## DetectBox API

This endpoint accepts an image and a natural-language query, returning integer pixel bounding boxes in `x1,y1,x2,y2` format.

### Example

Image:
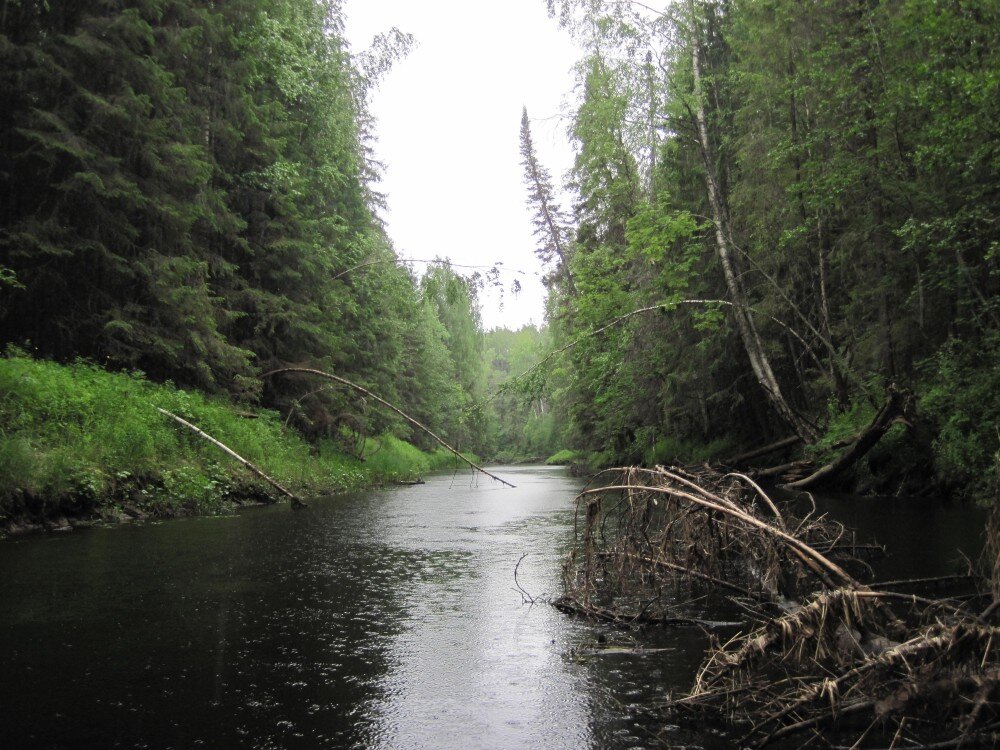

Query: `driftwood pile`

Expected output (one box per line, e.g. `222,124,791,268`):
558,466,999,748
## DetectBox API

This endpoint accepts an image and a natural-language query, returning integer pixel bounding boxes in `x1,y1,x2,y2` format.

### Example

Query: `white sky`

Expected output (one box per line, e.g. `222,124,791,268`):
343,0,582,331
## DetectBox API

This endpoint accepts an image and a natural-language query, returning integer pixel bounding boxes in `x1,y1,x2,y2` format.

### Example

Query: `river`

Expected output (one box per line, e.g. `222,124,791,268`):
0,465,986,749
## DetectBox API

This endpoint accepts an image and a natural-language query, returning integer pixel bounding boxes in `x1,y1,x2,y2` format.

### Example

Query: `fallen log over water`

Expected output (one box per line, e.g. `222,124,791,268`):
785,386,912,490
557,464,998,748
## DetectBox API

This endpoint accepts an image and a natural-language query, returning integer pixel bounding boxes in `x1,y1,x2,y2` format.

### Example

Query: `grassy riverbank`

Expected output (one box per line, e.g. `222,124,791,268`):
0,352,474,532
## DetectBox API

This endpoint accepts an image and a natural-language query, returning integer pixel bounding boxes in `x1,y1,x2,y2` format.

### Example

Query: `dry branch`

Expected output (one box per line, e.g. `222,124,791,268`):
746,459,813,480
156,407,305,508
556,463,998,748
264,367,515,488
559,466,862,625
725,436,802,466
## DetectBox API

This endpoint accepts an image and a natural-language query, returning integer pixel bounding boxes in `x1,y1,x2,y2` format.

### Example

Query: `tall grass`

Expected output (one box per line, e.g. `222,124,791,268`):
0,351,469,519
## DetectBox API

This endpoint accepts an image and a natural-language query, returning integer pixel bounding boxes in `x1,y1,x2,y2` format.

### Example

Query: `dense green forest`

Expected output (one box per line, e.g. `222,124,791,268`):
0,0,494,514
1,0,998,512
2,5,998,748
513,0,999,498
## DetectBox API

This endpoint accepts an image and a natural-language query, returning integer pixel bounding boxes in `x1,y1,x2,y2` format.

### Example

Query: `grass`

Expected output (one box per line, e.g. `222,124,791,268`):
360,434,477,479
0,351,476,523
642,434,738,467
545,449,588,465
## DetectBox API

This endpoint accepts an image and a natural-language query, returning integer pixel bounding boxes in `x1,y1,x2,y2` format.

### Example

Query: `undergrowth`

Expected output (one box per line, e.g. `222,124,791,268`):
545,448,588,465
642,434,737,466
0,351,475,523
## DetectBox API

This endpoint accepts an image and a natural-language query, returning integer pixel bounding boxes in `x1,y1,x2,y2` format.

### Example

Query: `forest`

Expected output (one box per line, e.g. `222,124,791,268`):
0,0,997,509
0,0,502,515
510,0,999,501
1,2,999,748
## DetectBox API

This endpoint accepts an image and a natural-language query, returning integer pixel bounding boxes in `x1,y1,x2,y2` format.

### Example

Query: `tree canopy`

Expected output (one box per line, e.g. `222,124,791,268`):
0,0,488,454
524,0,998,496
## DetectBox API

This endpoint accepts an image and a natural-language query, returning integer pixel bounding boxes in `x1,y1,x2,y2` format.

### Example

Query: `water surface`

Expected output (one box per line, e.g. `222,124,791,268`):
1,467,986,749
0,466,709,749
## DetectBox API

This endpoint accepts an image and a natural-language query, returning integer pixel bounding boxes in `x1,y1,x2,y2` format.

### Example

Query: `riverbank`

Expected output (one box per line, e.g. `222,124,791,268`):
0,353,475,536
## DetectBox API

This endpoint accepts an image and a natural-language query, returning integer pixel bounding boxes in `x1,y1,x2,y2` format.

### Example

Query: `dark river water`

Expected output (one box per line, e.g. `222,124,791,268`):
0,465,987,749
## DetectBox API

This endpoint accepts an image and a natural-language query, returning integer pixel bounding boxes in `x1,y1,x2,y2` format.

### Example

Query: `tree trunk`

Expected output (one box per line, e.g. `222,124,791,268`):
689,20,818,443
784,387,909,490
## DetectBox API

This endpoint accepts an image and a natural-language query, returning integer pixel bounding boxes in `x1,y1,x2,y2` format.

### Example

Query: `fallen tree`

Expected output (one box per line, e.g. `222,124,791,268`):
264,367,516,488
157,407,306,508
557,464,998,748
785,386,913,491
724,435,802,467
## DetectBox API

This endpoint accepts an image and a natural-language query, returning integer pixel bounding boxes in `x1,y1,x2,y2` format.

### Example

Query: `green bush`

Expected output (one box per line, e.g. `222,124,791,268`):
545,449,586,465
919,335,1000,500
362,434,431,480
808,396,879,463
642,434,737,466
0,351,461,518
426,447,479,472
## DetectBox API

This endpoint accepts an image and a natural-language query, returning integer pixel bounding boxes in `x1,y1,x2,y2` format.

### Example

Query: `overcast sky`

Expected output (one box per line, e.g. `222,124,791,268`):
343,0,581,331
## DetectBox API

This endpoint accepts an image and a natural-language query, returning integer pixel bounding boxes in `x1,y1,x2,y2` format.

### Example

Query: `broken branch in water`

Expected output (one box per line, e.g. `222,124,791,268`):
156,407,306,508
514,552,535,605
555,463,999,748
264,367,515,488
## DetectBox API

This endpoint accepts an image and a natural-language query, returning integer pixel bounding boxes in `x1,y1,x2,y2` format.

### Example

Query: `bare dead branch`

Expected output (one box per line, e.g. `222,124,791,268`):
264,367,515,488
156,407,306,508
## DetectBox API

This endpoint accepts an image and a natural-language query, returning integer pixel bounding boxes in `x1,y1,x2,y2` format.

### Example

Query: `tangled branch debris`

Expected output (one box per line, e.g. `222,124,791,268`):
558,465,998,748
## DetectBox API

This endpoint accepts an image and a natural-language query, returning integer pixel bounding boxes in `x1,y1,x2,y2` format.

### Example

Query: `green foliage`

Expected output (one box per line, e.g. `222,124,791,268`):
643,434,738,467
808,398,878,462
522,0,1000,499
361,435,476,479
483,325,565,460
362,434,432,480
919,335,1000,499
1,0,996,501
414,264,492,455
544,449,587,465
0,353,458,518
0,1,494,471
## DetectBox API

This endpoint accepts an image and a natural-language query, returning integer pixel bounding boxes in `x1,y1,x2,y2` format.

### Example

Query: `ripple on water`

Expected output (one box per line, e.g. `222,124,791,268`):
0,467,808,749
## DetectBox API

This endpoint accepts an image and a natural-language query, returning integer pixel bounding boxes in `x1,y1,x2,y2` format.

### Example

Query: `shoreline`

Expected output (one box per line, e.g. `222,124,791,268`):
0,355,476,539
